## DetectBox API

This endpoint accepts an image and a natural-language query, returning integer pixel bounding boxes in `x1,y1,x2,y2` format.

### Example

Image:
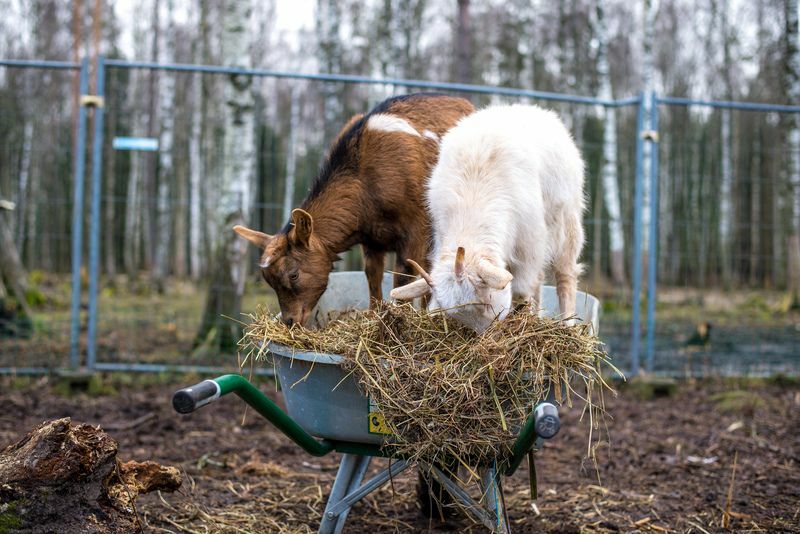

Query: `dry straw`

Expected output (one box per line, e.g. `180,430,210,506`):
241,302,616,468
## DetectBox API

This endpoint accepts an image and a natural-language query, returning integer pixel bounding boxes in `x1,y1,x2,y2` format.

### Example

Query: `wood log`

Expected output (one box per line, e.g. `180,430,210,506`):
0,418,180,533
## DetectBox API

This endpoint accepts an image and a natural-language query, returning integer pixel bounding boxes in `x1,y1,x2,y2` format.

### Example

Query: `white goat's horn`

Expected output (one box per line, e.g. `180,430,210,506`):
454,247,465,279
406,259,434,286
477,259,513,290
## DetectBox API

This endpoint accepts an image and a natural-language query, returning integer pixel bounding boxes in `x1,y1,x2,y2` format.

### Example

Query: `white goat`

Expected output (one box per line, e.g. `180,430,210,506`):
390,104,585,332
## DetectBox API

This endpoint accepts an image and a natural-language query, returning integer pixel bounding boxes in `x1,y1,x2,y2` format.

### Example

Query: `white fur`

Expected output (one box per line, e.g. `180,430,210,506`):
422,129,439,142
424,104,585,332
366,114,421,136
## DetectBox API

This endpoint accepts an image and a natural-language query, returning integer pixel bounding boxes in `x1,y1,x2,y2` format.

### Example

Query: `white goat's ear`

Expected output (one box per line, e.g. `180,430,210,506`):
477,260,513,290
390,278,432,301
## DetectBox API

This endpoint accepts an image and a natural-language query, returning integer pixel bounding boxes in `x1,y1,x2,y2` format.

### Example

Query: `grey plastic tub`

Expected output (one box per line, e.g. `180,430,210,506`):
271,271,600,445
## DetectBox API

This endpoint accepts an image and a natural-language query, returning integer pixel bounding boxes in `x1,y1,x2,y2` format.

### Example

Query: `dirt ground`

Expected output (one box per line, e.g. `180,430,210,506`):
1,375,798,533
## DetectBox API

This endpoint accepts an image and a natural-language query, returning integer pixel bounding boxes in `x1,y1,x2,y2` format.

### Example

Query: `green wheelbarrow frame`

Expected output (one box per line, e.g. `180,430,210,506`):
172,272,599,533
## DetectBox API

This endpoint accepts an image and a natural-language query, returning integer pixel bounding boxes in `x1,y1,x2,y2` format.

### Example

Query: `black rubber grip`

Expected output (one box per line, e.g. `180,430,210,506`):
172,380,219,414
534,402,560,439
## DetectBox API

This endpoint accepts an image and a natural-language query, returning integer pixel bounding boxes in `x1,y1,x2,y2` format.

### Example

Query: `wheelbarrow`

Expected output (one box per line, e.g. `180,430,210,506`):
173,272,600,533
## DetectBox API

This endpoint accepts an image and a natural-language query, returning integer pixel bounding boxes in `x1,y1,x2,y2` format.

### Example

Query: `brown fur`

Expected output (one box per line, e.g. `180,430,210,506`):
236,94,475,325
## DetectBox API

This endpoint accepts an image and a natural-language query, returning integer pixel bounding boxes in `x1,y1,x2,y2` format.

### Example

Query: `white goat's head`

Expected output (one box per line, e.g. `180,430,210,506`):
390,247,513,333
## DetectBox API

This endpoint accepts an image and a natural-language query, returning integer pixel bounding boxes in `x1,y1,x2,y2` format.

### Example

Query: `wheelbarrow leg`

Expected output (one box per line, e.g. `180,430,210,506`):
479,463,510,534
319,454,371,534
319,456,414,534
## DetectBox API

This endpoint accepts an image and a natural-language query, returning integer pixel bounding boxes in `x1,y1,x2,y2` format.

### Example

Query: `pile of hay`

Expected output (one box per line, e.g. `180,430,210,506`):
241,303,615,467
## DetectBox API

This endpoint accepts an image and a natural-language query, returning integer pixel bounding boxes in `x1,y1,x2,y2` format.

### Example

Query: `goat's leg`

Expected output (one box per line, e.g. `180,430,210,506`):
362,246,386,307
553,213,584,325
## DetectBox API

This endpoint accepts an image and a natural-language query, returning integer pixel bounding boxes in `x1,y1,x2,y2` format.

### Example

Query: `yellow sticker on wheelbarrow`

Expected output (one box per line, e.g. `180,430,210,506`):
368,397,392,435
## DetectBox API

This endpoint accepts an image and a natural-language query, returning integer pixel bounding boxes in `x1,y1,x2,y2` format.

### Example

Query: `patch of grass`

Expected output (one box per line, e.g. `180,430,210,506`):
711,390,765,415
0,501,23,533
623,376,678,400
767,373,800,389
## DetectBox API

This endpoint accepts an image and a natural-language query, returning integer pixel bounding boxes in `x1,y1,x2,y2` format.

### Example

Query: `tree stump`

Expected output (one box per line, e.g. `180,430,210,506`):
0,418,181,533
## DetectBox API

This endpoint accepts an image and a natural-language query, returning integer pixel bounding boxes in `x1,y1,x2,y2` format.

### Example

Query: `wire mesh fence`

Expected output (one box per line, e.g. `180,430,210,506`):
1,57,798,377
649,101,800,377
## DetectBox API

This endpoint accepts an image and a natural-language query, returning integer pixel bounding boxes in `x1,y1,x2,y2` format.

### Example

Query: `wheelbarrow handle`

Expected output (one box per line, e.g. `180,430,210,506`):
504,401,561,475
172,374,336,457
172,380,220,413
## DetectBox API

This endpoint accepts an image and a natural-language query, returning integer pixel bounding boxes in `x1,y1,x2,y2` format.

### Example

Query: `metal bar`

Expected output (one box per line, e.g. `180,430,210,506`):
327,460,411,518
69,58,90,369
333,455,372,533
0,368,56,375
94,362,274,375
319,454,359,534
212,374,335,456
645,91,660,373
104,59,635,107
506,410,539,475
425,464,495,530
630,92,647,376
330,441,387,458
86,56,106,371
480,464,509,534
0,59,80,69
657,95,800,113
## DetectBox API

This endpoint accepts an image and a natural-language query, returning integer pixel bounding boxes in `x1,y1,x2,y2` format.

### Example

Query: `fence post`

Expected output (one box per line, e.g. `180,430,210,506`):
69,58,90,369
645,91,660,373
86,55,106,371
630,92,646,376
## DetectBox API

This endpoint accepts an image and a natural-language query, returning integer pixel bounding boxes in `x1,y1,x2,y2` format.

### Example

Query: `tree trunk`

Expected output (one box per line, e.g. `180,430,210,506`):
282,87,300,222
142,0,161,272
719,109,733,284
718,0,734,286
15,121,33,247
189,72,203,280
153,0,175,292
317,0,343,142
455,0,473,84
195,0,254,351
786,0,800,304
641,0,656,258
0,207,32,321
595,0,626,285
0,418,180,533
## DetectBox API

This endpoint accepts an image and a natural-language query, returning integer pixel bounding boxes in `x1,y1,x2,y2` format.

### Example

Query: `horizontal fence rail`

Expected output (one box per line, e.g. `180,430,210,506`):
105,59,641,108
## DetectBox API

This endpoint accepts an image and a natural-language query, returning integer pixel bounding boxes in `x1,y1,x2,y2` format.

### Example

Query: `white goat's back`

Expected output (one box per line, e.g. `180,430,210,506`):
427,104,584,269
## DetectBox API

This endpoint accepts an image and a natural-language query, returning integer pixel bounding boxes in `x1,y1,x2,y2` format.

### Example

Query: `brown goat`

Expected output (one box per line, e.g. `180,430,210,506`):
234,93,475,326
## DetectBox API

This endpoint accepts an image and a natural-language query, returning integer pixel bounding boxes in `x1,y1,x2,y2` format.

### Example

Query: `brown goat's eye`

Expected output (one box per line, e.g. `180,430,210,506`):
289,271,300,282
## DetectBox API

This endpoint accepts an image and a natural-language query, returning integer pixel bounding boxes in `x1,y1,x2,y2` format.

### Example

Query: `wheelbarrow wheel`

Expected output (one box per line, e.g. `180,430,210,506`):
417,457,458,520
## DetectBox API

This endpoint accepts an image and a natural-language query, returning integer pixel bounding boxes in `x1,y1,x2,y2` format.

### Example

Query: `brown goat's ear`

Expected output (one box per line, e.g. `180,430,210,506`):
477,260,513,290
390,278,431,301
233,225,273,248
291,209,313,247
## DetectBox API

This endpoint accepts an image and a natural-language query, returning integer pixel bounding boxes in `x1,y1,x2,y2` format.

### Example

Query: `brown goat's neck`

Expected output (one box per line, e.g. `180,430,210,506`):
302,180,367,255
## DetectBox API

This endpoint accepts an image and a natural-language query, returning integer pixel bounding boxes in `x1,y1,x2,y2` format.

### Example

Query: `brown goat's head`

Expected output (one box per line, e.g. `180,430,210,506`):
234,209,333,327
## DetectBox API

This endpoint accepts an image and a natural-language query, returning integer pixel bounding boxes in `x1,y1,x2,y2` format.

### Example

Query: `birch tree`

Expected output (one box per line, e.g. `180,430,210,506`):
195,0,255,352
282,87,300,223
455,0,473,84
188,2,204,280
317,0,343,142
124,1,150,276
153,0,174,292
641,0,657,264
716,0,735,285
595,0,626,284
786,0,800,304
